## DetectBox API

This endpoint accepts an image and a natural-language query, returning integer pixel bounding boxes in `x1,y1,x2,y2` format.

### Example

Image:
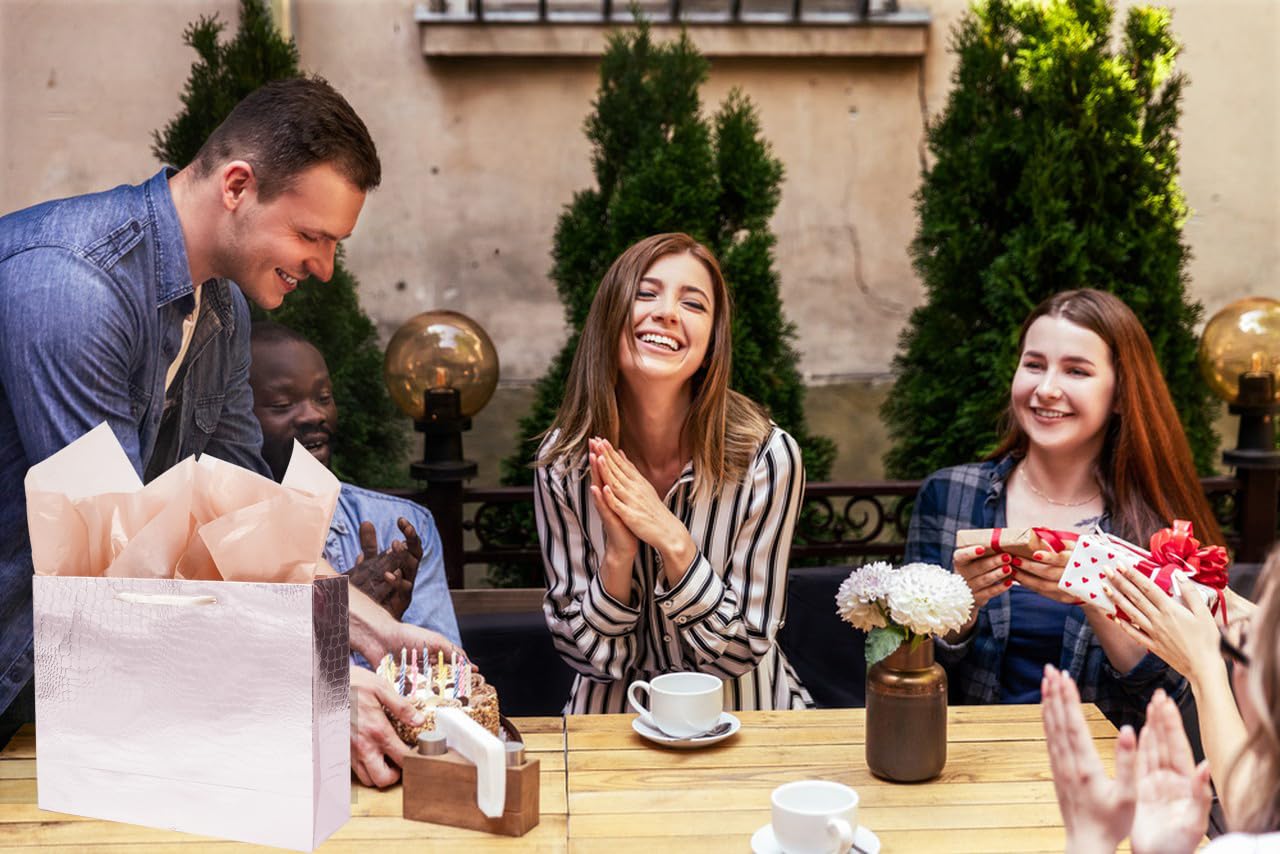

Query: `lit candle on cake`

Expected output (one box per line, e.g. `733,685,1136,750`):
435,651,448,696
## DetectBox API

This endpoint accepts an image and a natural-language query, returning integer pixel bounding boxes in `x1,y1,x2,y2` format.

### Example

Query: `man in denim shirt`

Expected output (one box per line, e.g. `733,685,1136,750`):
0,78,379,727
248,321,461,648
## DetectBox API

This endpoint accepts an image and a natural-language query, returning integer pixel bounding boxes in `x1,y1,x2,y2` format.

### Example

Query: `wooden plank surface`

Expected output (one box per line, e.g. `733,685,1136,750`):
564,706,1115,853
0,705,1132,853
0,719,569,852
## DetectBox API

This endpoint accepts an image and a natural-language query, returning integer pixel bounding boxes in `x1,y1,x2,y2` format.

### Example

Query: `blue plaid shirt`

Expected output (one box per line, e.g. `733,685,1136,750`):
904,456,1186,729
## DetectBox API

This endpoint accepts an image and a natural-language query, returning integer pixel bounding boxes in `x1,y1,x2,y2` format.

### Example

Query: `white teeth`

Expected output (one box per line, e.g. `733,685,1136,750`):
639,333,679,351
1033,408,1068,419
277,269,299,286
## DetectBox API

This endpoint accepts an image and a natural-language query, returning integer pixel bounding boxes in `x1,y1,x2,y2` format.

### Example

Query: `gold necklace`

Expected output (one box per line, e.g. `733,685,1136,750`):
1020,466,1100,507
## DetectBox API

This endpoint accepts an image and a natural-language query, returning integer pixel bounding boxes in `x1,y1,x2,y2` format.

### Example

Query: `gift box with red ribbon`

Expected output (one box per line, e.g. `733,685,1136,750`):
955,527,1078,560
1056,520,1230,623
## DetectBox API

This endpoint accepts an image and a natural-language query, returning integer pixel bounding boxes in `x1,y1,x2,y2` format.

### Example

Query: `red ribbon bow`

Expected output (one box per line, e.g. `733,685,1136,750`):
1135,520,1230,617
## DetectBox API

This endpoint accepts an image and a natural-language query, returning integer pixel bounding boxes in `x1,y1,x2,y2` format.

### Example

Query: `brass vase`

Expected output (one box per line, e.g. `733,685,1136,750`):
865,636,947,782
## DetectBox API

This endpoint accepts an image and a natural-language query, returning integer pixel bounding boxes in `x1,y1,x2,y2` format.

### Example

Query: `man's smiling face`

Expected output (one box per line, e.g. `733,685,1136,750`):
249,335,338,482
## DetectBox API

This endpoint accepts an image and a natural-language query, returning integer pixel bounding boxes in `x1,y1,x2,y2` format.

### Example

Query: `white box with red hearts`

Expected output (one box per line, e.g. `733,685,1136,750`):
1057,532,1219,619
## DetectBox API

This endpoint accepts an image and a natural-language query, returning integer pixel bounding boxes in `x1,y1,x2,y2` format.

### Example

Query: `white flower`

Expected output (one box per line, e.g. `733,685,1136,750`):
882,562,974,637
834,561,895,631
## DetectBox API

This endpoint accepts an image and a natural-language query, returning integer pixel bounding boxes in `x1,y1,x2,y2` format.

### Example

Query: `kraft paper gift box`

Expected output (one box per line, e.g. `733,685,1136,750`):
1056,521,1229,622
26,424,350,852
955,527,1078,559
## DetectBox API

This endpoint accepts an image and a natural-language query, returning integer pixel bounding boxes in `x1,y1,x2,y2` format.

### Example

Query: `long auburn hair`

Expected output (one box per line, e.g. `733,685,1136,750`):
990,289,1223,546
536,233,770,493
1232,547,1280,832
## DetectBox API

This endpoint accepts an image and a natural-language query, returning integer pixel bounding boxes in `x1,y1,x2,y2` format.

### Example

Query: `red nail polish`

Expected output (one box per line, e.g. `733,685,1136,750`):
1011,557,1022,567
975,546,985,556
1003,566,1012,575
1033,551,1044,561
1001,554,1011,563
1004,579,1014,587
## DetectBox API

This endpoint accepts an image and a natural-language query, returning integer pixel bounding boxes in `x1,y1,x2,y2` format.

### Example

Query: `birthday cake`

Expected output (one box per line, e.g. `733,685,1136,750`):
375,649,500,745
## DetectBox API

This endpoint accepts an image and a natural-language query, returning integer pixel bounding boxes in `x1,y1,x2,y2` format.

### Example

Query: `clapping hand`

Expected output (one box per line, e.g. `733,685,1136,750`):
348,518,421,619
588,438,639,598
1042,665,1136,854
1129,690,1212,854
590,437,682,549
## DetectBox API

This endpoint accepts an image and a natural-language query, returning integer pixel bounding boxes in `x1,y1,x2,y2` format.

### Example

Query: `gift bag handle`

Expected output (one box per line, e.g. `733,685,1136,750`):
113,592,218,607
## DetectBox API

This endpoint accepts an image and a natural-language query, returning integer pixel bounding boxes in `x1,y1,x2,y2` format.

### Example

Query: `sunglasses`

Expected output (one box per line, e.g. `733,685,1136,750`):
1219,620,1251,667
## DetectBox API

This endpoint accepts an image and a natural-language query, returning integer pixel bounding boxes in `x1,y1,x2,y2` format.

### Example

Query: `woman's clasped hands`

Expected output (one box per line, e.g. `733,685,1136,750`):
588,437,695,595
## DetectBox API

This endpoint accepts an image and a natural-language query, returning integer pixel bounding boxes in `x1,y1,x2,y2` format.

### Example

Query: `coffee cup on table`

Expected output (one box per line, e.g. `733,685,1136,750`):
771,780,858,854
626,672,723,738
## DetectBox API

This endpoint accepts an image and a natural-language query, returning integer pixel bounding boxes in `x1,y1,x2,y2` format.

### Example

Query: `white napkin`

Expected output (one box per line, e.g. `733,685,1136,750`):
435,707,506,818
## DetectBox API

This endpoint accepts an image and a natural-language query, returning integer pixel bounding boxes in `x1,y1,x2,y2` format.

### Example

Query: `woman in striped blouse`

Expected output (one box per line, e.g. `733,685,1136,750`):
534,233,813,715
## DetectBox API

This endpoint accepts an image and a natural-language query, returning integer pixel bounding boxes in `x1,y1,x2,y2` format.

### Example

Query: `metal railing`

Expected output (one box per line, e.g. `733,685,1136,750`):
385,474,1273,587
414,0,902,25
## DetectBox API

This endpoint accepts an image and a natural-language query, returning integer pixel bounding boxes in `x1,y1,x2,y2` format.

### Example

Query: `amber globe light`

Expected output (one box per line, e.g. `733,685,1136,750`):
384,310,499,419
1197,297,1280,405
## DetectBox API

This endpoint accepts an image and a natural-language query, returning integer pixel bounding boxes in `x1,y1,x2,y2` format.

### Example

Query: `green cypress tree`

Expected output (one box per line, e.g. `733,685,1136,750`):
494,20,834,585
882,0,1218,479
152,0,406,486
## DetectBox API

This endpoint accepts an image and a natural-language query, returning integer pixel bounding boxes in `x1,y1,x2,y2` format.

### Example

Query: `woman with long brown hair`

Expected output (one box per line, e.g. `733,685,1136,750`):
904,288,1222,726
534,233,812,715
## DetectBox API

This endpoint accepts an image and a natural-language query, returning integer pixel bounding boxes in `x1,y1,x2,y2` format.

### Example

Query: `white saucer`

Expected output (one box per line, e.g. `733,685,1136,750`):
750,822,880,854
631,711,740,748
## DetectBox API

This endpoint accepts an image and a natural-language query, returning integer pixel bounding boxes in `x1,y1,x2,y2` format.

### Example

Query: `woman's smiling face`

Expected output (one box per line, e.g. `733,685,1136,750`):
1010,315,1117,459
618,251,715,390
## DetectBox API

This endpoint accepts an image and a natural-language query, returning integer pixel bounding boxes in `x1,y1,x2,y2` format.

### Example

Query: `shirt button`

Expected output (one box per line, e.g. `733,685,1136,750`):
676,616,687,624
663,635,672,643
662,600,673,609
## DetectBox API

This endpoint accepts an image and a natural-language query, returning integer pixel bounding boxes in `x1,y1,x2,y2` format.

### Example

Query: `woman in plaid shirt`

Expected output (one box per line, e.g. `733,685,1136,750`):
905,289,1224,728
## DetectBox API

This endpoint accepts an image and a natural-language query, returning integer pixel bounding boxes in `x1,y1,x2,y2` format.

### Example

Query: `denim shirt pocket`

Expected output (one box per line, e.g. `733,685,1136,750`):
193,393,225,434
128,382,152,421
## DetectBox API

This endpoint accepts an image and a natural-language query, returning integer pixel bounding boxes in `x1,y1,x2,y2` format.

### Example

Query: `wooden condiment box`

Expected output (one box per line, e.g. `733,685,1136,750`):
401,718,540,837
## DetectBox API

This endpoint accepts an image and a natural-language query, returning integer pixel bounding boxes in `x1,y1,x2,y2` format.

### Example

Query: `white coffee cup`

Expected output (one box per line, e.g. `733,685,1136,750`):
627,672,723,738
770,780,858,854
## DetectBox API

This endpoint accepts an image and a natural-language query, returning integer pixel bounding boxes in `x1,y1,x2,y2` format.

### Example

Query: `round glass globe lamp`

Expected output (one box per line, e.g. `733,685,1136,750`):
384,310,499,419
1197,297,1280,405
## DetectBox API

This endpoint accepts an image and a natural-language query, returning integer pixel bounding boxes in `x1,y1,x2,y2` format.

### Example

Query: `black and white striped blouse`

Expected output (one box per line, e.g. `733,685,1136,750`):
534,425,814,714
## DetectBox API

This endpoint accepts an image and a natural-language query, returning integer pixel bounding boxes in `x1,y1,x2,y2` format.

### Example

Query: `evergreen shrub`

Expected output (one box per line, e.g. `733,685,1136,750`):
494,19,835,585
882,0,1218,479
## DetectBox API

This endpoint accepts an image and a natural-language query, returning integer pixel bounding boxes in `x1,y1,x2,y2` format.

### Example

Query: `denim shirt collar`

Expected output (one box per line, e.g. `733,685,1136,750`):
146,168,238,339
144,168,196,310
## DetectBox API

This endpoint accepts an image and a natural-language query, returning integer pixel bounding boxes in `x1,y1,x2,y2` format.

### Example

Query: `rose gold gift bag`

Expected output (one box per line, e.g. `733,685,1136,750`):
26,424,349,851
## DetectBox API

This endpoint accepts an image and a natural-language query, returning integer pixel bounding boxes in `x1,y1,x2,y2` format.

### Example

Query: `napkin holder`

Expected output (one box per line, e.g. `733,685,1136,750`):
402,716,540,837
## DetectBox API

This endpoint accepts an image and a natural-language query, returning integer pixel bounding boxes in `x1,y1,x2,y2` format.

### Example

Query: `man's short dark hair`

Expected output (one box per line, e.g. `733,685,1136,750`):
250,320,314,351
192,76,380,200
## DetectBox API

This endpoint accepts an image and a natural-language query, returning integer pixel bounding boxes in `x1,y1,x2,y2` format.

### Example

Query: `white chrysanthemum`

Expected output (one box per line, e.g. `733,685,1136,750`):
834,561,895,631
882,562,974,637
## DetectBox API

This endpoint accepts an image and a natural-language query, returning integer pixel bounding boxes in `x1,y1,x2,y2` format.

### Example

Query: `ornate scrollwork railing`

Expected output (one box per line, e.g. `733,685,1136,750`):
385,475,1269,586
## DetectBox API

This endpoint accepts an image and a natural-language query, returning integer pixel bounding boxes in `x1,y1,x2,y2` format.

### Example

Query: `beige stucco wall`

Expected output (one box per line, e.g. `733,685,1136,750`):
2,0,1276,481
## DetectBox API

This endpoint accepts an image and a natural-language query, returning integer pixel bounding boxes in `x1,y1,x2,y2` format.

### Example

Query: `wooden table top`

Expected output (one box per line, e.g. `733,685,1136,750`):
0,705,1118,852
564,705,1119,854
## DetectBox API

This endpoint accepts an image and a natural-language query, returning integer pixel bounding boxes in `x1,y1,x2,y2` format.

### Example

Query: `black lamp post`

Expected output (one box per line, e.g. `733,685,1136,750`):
1199,298,1280,563
385,311,499,588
